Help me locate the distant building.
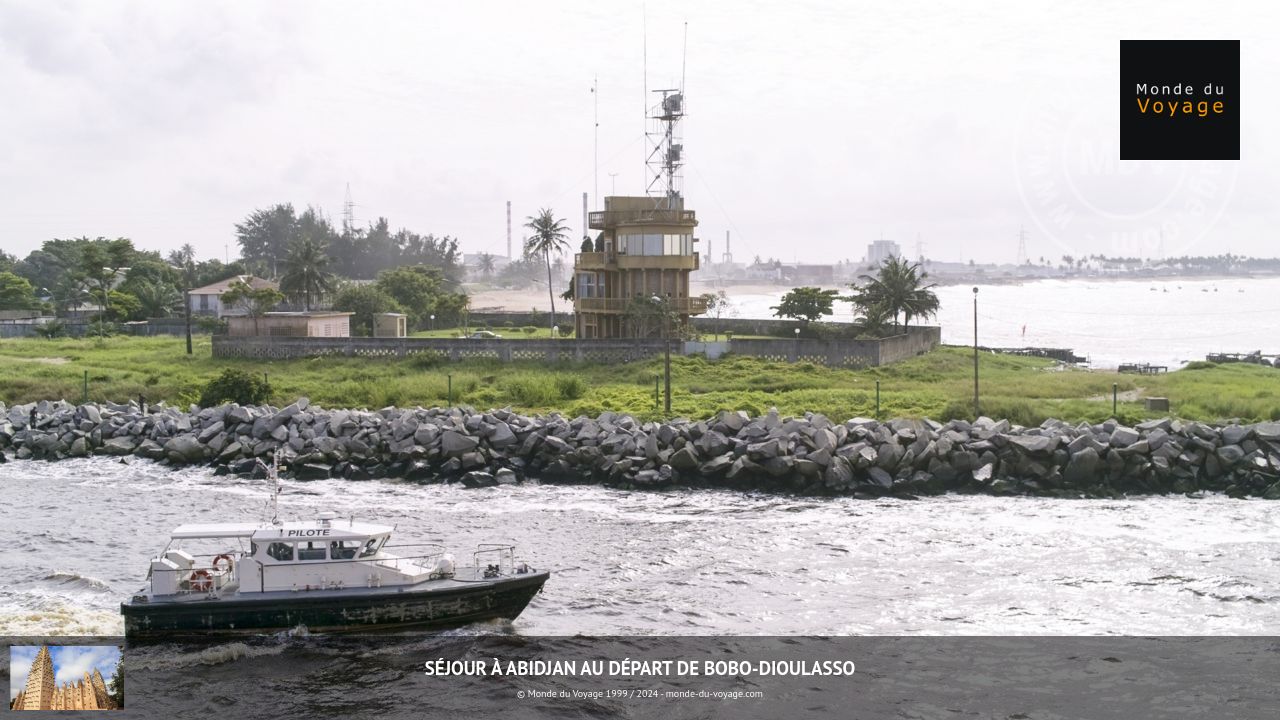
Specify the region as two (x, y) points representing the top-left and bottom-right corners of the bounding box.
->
(373, 312), (408, 338)
(227, 311), (352, 338)
(744, 259), (783, 282)
(571, 195), (707, 338)
(188, 275), (277, 317)
(782, 264), (835, 285)
(865, 240), (901, 268)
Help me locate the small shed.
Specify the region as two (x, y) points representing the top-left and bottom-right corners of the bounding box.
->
(227, 312), (353, 338)
(374, 312), (408, 338)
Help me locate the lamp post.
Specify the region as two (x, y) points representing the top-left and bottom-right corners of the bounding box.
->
(794, 326), (801, 361)
(429, 314), (435, 332)
(972, 286), (980, 419)
(652, 295), (671, 415)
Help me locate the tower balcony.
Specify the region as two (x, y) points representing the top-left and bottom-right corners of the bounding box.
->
(575, 295), (709, 315)
(574, 253), (700, 271)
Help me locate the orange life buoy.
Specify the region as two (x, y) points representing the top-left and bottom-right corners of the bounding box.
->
(213, 554), (234, 572)
(189, 568), (213, 593)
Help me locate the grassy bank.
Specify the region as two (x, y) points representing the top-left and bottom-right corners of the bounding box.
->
(0, 336), (1277, 425)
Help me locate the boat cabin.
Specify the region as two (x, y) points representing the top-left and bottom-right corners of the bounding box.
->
(147, 511), (444, 597)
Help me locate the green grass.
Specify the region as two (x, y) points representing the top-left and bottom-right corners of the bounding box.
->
(0, 336), (1277, 425)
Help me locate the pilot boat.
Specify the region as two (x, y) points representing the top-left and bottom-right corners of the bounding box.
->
(121, 460), (548, 638)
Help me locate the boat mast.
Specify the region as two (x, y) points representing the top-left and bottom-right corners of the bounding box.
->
(269, 449), (283, 526)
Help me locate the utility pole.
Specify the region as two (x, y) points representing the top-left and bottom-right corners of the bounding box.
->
(184, 289), (193, 355)
(506, 201), (512, 259)
(972, 287), (980, 418)
(653, 295), (672, 415)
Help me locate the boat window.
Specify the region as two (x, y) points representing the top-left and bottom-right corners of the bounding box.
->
(330, 540), (361, 560)
(298, 541), (326, 562)
(251, 542), (258, 556)
(266, 542), (294, 562)
(359, 537), (383, 558)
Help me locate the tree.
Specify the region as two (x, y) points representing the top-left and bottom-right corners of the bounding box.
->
(771, 286), (838, 325)
(0, 271), (38, 310)
(700, 290), (733, 340)
(845, 256), (939, 332)
(477, 252), (496, 278)
(279, 236), (335, 310)
(374, 265), (467, 329)
(221, 279), (284, 334)
(623, 295), (678, 339)
(167, 243), (196, 268)
(333, 283), (403, 336)
(103, 290), (142, 322)
(78, 238), (135, 336)
(108, 654), (124, 708)
(235, 204), (297, 277)
(130, 279), (183, 318)
(523, 208), (571, 332)
(0, 249), (15, 273)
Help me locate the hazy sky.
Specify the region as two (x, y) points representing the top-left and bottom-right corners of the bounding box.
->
(2, 1), (1276, 265)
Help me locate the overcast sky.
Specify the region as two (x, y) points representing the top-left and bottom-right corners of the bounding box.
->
(2, 1), (1276, 265)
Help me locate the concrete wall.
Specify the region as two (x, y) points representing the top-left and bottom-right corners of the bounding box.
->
(212, 327), (941, 367)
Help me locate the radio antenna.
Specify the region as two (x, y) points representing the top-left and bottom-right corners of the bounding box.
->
(681, 21), (688, 93)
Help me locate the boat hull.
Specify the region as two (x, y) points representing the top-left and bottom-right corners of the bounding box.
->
(121, 571), (548, 639)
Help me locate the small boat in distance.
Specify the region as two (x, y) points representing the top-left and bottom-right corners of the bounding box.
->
(121, 456), (548, 638)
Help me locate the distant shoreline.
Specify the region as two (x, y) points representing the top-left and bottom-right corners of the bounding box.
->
(468, 273), (1280, 312)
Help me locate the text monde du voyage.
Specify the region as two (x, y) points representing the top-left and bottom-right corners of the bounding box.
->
(1135, 82), (1227, 118)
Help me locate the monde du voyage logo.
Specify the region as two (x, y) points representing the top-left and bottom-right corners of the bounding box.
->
(1120, 40), (1239, 160)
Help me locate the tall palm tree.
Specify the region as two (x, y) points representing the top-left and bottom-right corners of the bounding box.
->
(132, 280), (182, 318)
(523, 208), (571, 331)
(478, 252), (496, 278)
(847, 256), (939, 331)
(279, 236), (335, 310)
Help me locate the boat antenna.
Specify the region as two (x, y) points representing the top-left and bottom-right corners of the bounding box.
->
(270, 449), (283, 526)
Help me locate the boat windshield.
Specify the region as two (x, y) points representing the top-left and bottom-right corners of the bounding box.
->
(330, 540), (361, 560)
(360, 536), (386, 558)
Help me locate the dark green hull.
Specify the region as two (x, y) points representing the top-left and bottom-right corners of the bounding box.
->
(121, 572), (548, 639)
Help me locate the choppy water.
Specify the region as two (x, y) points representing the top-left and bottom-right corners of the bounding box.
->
(2, 458), (1279, 637)
(728, 276), (1280, 368)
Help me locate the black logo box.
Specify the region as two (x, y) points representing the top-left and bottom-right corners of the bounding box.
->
(1120, 39), (1239, 160)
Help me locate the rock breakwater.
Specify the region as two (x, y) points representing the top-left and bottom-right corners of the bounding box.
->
(3, 399), (1280, 499)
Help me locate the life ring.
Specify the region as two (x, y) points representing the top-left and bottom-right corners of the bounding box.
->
(189, 569), (213, 593)
(213, 554), (234, 572)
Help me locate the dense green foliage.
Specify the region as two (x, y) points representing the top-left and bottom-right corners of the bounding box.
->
(3, 337), (1278, 426)
(771, 287), (839, 325)
(332, 284), (403, 336)
(235, 204), (463, 283)
(199, 368), (273, 407)
(374, 265), (468, 330)
(847, 256), (940, 330)
(279, 236), (336, 310)
(0, 271), (38, 310)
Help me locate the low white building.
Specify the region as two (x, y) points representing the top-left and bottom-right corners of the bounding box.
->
(188, 275), (277, 317)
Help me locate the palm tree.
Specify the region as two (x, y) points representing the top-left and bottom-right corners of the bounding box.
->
(523, 208), (571, 331)
(478, 252), (496, 278)
(167, 244), (196, 268)
(132, 280), (182, 318)
(847, 256), (939, 332)
(279, 236), (335, 310)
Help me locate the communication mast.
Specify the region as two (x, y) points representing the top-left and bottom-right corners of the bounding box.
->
(646, 88), (685, 201)
(342, 184), (357, 234)
(1016, 225), (1029, 266)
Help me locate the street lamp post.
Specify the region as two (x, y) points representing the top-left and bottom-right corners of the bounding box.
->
(430, 314), (435, 332)
(972, 286), (980, 419)
(652, 295), (671, 415)
(794, 326), (800, 361)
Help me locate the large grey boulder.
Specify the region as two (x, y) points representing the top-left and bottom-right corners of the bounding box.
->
(441, 430), (479, 457)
